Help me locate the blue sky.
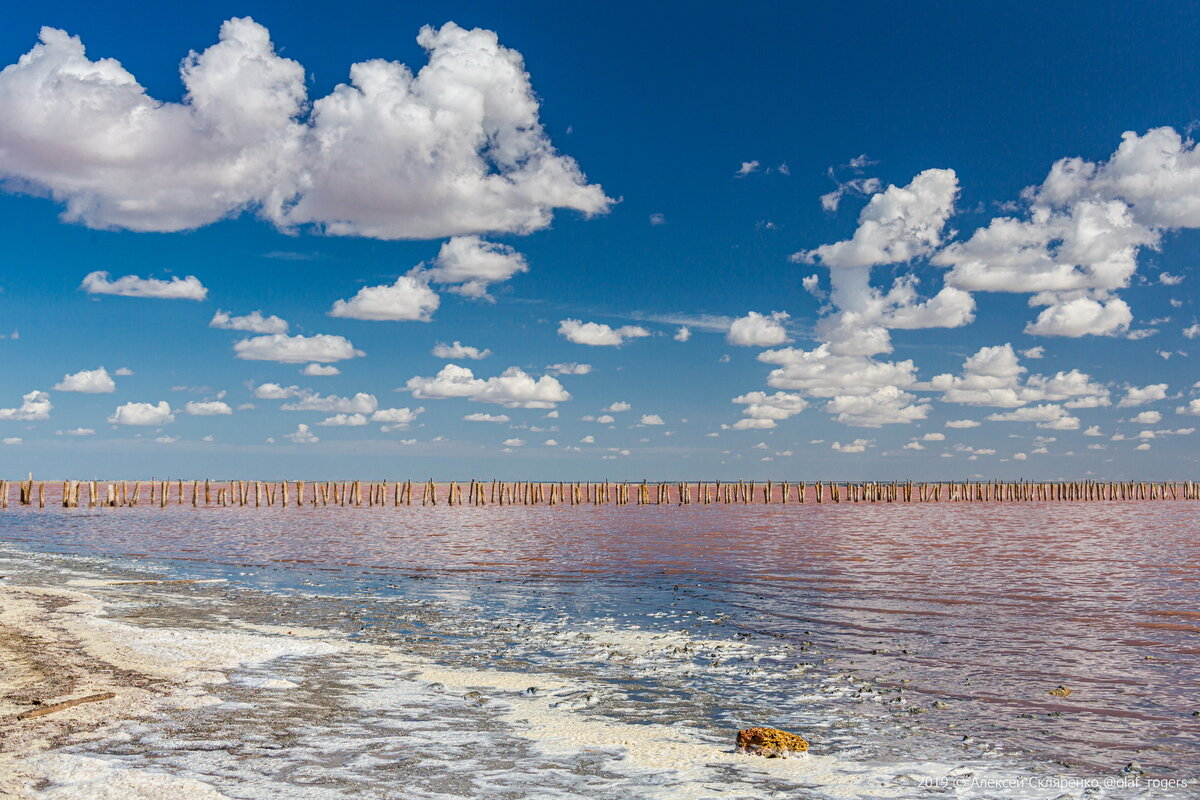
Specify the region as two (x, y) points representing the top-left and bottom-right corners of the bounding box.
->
(1, 1), (1199, 479)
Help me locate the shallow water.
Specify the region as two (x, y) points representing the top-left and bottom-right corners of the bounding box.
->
(1, 499), (1197, 798)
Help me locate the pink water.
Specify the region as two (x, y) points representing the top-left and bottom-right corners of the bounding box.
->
(2, 498), (1198, 777)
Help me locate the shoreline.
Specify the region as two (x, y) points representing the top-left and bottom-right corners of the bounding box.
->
(0, 546), (1194, 800)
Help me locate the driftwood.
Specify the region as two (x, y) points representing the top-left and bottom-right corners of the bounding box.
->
(17, 692), (116, 720)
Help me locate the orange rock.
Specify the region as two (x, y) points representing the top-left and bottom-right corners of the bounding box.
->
(736, 727), (809, 757)
(1047, 685), (1072, 697)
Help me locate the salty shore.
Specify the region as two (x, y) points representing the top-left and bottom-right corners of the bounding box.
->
(2, 543), (1194, 800)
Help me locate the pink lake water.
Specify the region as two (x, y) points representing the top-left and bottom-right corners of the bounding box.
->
(2, 497), (1197, 797)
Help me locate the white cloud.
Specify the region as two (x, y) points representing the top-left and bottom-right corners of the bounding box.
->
(824, 385), (929, 427)
(945, 419), (981, 428)
(421, 236), (528, 298)
(329, 275), (439, 321)
(405, 364), (569, 408)
(730, 391), (806, 429)
(580, 435), (595, 443)
(503, 437), (525, 447)
(318, 413), (368, 426)
(1184, 324), (1200, 339)
(902, 441), (924, 450)
(184, 400), (232, 415)
(282, 392), (378, 414)
(1084, 425), (1103, 436)
(558, 319), (650, 346)
(114, 367), (134, 376)
(302, 363), (340, 376)
(922, 432), (946, 441)
(1160, 272), (1184, 285)
(253, 383), (303, 400)
(640, 414), (665, 425)
(831, 438), (872, 453)
(1020, 346), (1045, 359)
(108, 400), (173, 426)
(794, 169), (958, 270)
(761, 345), (918, 397)
(545, 362), (592, 375)
(463, 412), (509, 423)
(0, 390), (52, 421)
(543, 438), (558, 446)
(605, 401), (631, 412)
(674, 326), (691, 342)
(927, 343), (1109, 408)
(727, 311), (790, 347)
(1177, 399), (1200, 416)
(234, 333), (363, 363)
(56, 427), (95, 436)
(1117, 383), (1168, 407)
(1130, 410), (1163, 424)
(432, 341), (491, 360)
(735, 160), (760, 177)
(3, 437), (22, 445)
(154, 436), (178, 444)
(1023, 295), (1132, 337)
(986, 404), (1079, 430)
(210, 309), (288, 334)
(0, 20), (609, 238)
(53, 366), (115, 393)
(372, 407), (422, 426)
(595, 415), (615, 424)
(649, 213), (666, 225)
(81, 271), (207, 300)
(284, 423), (318, 443)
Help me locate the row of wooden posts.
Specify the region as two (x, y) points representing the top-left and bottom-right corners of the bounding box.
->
(2, 476), (1199, 509)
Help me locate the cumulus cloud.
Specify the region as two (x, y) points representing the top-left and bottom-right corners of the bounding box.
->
(1131, 410), (1163, 424)
(605, 401), (631, 412)
(56, 427), (95, 436)
(727, 311), (790, 347)
(831, 438), (872, 453)
(0, 20), (609, 238)
(405, 364), (569, 408)
(108, 400), (173, 426)
(545, 362), (592, 375)
(184, 400), (232, 415)
(420, 236), (528, 298)
(53, 366), (115, 393)
(210, 309), (288, 334)
(503, 437), (525, 447)
(794, 169), (959, 270)
(372, 407), (422, 427)
(945, 419), (981, 428)
(558, 319), (651, 346)
(284, 423), (318, 443)
(81, 271), (207, 300)
(926, 343), (1109, 409)
(281, 392), (377, 414)
(0, 390), (52, 421)
(464, 412), (509, 422)
(234, 333), (363, 363)
(731, 391), (806, 429)
(1023, 295), (1132, 337)
(432, 341), (491, 360)
(318, 413), (368, 426)
(986, 403), (1080, 430)
(640, 414), (665, 425)
(302, 363), (340, 376)
(329, 275), (439, 321)
(253, 382), (302, 400)
(674, 326), (691, 342)
(933, 127), (1200, 336)
(824, 386), (929, 427)
(1117, 383), (1168, 407)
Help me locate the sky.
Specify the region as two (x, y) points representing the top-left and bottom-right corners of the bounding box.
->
(2, 0), (1200, 480)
